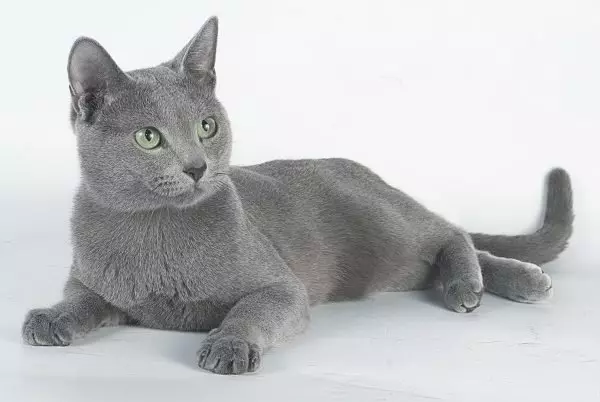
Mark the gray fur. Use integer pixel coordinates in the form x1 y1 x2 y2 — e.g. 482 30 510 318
471 168 574 265
22 17 574 375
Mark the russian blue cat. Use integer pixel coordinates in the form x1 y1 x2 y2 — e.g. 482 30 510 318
22 17 573 374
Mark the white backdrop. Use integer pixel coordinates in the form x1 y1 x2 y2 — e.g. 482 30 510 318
1 1 598 401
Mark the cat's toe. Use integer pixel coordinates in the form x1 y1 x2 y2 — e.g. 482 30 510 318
444 279 484 313
197 335 262 375
508 263 553 303
22 308 78 346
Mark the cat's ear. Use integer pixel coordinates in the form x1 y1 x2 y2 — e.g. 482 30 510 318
68 37 128 121
168 16 218 83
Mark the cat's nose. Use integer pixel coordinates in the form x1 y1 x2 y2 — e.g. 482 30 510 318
183 164 207 182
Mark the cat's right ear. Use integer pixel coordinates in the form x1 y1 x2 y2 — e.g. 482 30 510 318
68 37 128 122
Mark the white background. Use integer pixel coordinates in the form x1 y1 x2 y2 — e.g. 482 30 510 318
1 1 598 401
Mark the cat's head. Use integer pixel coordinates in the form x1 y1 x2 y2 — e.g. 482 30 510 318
68 17 231 211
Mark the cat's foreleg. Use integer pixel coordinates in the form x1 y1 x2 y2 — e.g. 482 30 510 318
22 275 126 346
197 280 310 375
436 232 485 312
478 251 553 302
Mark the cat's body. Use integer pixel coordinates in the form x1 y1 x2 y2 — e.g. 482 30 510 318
72 158 447 331
23 17 574 375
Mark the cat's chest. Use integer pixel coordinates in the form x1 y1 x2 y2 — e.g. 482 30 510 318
72 207 275 309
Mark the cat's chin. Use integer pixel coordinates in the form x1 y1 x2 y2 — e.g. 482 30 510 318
168 194 207 209
153 188 207 209
156 181 224 209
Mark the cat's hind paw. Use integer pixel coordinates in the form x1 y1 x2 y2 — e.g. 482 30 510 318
504 263 553 303
444 279 484 313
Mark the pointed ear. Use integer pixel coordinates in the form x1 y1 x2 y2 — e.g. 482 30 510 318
169 16 219 81
68 37 128 121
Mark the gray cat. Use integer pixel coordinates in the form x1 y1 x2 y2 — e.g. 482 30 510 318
22 17 574 375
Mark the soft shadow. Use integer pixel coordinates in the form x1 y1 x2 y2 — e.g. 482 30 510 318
72 326 122 346
411 287 444 309
159 330 207 370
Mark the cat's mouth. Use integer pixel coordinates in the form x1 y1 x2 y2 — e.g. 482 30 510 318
147 176 195 198
151 183 193 197
144 174 229 207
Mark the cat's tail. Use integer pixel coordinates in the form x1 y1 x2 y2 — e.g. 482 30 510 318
469 168 574 266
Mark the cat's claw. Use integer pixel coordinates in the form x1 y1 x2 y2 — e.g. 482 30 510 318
197 334 262 375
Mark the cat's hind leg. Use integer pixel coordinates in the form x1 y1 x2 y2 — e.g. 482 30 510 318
478 251 553 303
436 232 484 313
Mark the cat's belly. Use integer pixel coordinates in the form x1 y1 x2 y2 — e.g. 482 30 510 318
124 295 232 331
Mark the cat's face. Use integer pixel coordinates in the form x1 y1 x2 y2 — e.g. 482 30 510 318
69 17 230 211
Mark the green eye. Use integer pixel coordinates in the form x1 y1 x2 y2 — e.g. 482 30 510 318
134 127 162 149
198 117 217 140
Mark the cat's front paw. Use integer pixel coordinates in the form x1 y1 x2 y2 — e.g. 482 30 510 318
444 279 484 313
22 308 80 346
197 334 262 375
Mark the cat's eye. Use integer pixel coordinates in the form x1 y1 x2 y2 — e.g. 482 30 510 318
197 117 218 140
134 127 162 149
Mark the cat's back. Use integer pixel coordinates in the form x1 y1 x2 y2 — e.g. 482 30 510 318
229 157 399 233
233 158 386 188
229 158 394 208
230 157 429 218
232 157 453 240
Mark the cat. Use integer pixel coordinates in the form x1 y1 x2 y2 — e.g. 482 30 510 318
22 16 574 375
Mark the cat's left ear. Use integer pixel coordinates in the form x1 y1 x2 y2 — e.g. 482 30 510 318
167 16 218 85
